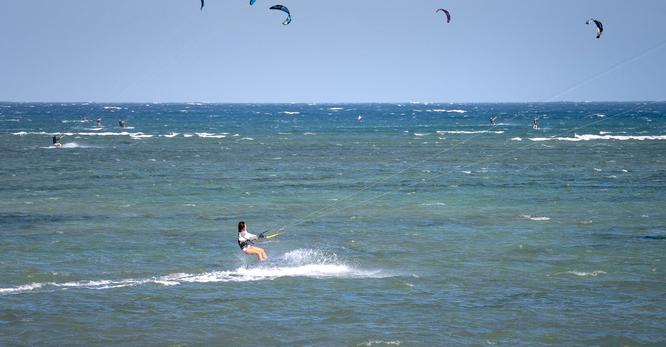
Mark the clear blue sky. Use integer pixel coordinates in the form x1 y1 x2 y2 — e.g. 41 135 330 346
1 0 665 103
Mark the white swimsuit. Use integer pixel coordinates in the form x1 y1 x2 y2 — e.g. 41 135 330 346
238 230 258 251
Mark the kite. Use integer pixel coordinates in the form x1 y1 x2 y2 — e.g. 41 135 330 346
586 18 603 39
436 9 451 23
270 5 292 25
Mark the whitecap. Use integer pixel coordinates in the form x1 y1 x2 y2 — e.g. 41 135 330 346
40 142 93 149
357 340 402 346
196 132 226 139
428 109 466 113
130 133 153 139
280 111 300 115
566 270 606 277
511 137 523 141
528 134 666 142
0 249 387 296
0 283 44 295
436 130 504 134
328 107 344 111
303 132 317 136
521 215 550 221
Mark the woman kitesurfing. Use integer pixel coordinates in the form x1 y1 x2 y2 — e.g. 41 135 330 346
237 221 268 261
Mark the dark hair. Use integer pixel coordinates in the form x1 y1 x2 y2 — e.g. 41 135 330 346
238 221 246 233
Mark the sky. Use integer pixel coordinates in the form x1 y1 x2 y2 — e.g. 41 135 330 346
1 0 665 103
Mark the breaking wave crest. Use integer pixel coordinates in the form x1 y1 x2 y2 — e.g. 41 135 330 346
528 134 666 142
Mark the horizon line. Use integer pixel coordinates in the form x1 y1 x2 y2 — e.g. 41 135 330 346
1 100 664 105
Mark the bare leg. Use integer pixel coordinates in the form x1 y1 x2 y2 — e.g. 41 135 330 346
254 246 268 261
244 246 267 261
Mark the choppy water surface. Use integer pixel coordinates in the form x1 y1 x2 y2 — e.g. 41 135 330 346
1 103 665 345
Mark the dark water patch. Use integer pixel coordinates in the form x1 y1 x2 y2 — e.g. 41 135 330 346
0 212 107 229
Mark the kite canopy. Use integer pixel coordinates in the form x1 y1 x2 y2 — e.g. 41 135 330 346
586 18 603 39
270 5 292 25
436 9 451 23
250 0 257 5
200 0 204 10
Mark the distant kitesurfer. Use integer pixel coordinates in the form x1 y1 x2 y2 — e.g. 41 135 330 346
358 114 363 122
82 116 89 123
52 135 62 148
119 120 126 128
237 221 268 261
490 116 497 126
96 118 102 127
532 118 539 130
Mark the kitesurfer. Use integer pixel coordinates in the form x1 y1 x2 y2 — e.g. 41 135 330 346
237 221 268 261
532 118 539 130
490 116 497 126
119 120 126 128
96 118 102 127
52 135 62 148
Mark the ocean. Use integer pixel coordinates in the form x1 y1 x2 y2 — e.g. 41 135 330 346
1 102 665 346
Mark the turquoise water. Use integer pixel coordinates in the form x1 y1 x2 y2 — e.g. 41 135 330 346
1 102 665 346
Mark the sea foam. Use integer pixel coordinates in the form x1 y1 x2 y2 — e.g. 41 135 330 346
0 249 385 296
528 134 666 142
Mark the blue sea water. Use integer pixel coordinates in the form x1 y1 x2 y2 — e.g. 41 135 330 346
1 102 665 346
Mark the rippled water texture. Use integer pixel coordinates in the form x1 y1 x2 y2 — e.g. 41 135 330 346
1 103 665 345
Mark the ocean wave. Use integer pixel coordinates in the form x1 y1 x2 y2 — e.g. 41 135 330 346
11 131 236 140
130 134 153 139
196 132 226 139
566 270 607 277
529 134 666 142
328 107 344 111
436 130 504 134
13 131 143 137
521 215 550 221
428 109 466 113
280 111 300 115
61 119 89 123
40 142 94 149
357 340 402 346
0 249 385 296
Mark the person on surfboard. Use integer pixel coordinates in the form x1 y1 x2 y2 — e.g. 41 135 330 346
237 221 268 261
52 135 62 148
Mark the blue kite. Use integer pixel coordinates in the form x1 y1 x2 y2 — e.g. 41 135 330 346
270 5 292 25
